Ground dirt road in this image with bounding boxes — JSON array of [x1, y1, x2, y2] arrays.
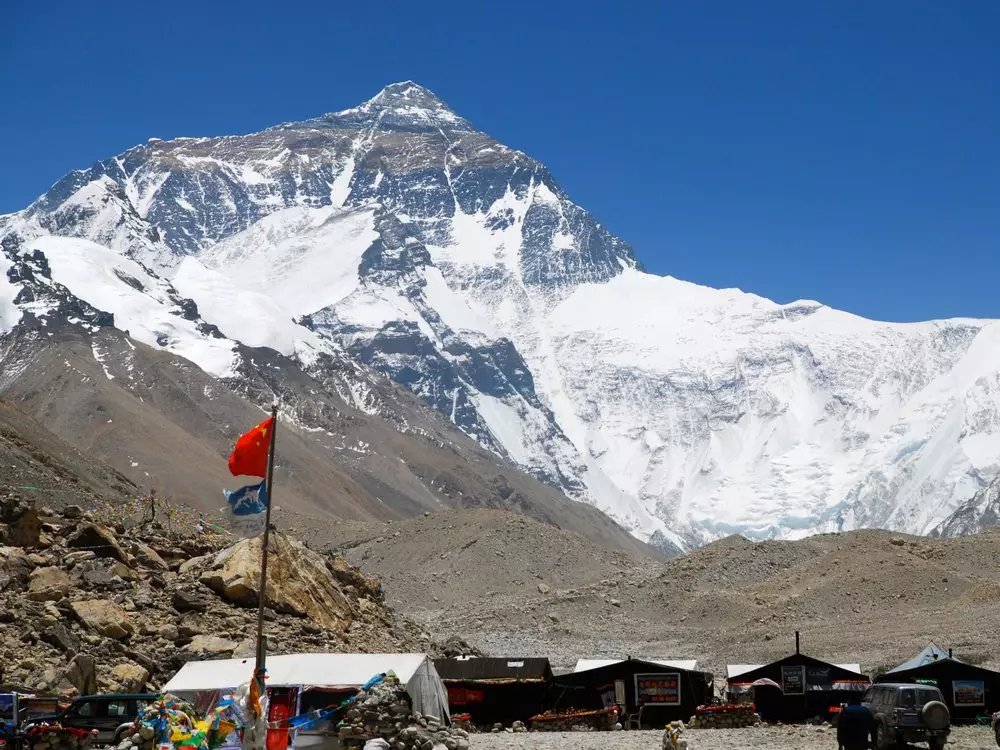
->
[[471, 725, 996, 749]]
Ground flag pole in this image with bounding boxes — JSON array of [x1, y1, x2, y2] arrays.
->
[[253, 404, 278, 710]]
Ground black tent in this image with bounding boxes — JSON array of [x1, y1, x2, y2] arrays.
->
[[877, 644, 1000, 722], [550, 657, 714, 729], [726, 653, 870, 723], [433, 657, 552, 727]]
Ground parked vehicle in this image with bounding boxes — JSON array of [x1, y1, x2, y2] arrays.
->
[[22, 694, 157, 745], [862, 683, 950, 750], [992, 710, 1000, 747]]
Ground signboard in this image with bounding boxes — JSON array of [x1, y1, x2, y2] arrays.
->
[[806, 666, 832, 688], [953, 680, 985, 707], [782, 666, 806, 695], [634, 673, 681, 706], [446, 687, 484, 705]]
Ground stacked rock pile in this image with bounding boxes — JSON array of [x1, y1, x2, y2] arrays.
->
[[115, 723, 156, 750], [528, 707, 619, 732], [338, 678, 470, 750], [688, 704, 760, 728], [25, 728, 98, 750]]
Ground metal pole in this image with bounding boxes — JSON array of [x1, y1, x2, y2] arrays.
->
[[253, 404, 279, 687]]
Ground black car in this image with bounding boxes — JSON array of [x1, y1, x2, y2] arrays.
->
[[863, 683, 950, 750], [23, 694, 158, 745]]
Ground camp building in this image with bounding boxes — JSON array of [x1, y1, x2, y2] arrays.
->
[[433, 657, 552, 727], [550, 657, 714, 729], [876, 643, 1000, 722], [726, 642, 870, 723]]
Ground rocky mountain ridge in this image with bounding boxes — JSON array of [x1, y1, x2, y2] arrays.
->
[[3, 82, 1000, 548]]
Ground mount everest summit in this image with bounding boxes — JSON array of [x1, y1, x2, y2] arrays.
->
[[2, 81, 998, 550]]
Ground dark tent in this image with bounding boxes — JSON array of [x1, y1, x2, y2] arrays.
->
[[726, 653, 870, 723], [877, 644, 1000, 722], [433, 657, 552, 727], [550, 657, 714, 729]]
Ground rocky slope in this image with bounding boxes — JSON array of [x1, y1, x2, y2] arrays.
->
[[337, 518, 1000, 678], [3, 81, 999, 549], [932, 475, 1000, 538], [0, 493, 441, 695]]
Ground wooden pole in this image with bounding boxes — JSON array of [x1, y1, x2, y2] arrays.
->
[[253, 404, 279, 694]]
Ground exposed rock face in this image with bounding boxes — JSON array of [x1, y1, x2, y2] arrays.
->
[[71, 599, 135, 639], [200, 533, 353, 630]]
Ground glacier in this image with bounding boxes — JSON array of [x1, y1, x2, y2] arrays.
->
[[3, 81, 999, 550]]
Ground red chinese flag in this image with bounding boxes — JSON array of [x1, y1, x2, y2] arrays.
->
[[228, 416, 274, 477]]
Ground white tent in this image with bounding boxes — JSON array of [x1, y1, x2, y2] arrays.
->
[[573, 658, 698, 673], [163, 653, 449, 721]]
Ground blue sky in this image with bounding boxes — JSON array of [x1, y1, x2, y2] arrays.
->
[[2, 0, 997, 322]]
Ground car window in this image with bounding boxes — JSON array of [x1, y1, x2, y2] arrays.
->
[[72, 702, 95, 718], [899, 689, 916, 708], [135, 700, 150, 713], [916, 688, 940, 706], [106, 701, 129, 718], [862, 688, 874, 703]]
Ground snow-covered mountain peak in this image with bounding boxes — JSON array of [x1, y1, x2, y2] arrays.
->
[[286, 81, 473, 134], [5, 84, 1000, 551]]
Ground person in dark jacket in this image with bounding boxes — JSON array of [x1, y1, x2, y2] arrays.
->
[[837, 693, 874, 750]]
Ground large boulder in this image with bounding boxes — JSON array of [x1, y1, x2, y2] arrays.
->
[[28, 566, 72, 601], [65, 653, 98, 696], [66, 523, 128, 563], [109, 662, 151, 692], [200, 533, 354, 630], [71, 599, 135, 639], [183, 634, 238, 656], [41, 622, 80, 653], [0, 546, 35, 591]]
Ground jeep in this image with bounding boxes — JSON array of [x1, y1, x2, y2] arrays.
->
[[863, 683, 950, 750], [22, 694, 158, 745]]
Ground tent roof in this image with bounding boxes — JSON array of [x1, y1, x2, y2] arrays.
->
[[433, 658, 551, 682], [573, 658, 698, 673], [163, 653, 434, 692], [887, 644, 959, 674], [727, 662, 862, 679]]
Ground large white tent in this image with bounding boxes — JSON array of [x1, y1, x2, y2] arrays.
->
[[163, 653, 449, 721]]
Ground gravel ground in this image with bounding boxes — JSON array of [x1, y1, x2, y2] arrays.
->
[[470, 725, 997, 750]]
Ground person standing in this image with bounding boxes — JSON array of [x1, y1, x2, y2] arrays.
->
[[837, 693, 874, 750]]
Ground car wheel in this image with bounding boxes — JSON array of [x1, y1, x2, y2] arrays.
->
[[995, 723, 1000, 749], [874, 722, 887, 750], [928, 738, 946, 750]]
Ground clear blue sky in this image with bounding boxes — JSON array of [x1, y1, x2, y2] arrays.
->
[[3, 0, 998, 322]]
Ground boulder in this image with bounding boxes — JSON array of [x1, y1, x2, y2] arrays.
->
[[65, 653, 98, 695], [537, 583, 550, 594], [110, 663, 150, 692], [28, 566, 72, 601], [41, 622, 80, 653], [183, 635, 238, 655], [66, 523, 128, 563], [71, 599, 135, 639], [132, 542, 169, 571], [172, 589, 208, 613], [0, 546, 35, 591], [8, 507, 42, 548], [63, 550, 97, 566], [200, 533, 354, 629], [61, 506, 85, 519]]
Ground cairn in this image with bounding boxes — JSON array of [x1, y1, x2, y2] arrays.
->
[[338, 677, 470, 750]]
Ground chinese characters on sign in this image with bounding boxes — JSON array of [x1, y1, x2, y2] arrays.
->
[[634, 673, 681, 706]]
